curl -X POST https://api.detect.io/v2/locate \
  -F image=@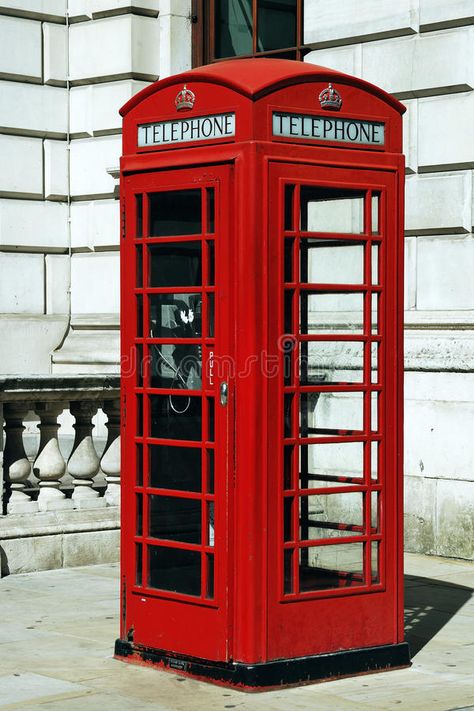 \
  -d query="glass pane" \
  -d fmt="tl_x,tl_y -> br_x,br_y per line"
206,554 -> 214,598
207,398 -> 215,441
136,344 -> 143,387
150,394 -> 201,441
284,445 -> 293,489
300,391 -> 364,438
150,343 -> 201,389
284,239 -> 294,282
284,393 -> 294,438
149,445 -> 201,492
207,501 -> 215,546
136,294 -> 143,338
284,497 -> 293,541
148,545 -> 201,596
257,0 -> 297,51
300,442 -> 364,484
207,189 -> 215,233
372,293 -> 379,333
371,342 -> 378,384
371,541 -> 380,582
371,441 -> 379,481
149,242 -> 201,287
136,247 -> 142,287
136,194 -> 143,237
300,239 -> 364,284
371,244 -> 379,285
371,392 -> 379,432
300,187 -> 365,234
215,0 -> 253,59
207,241 -> 215,285
371,491 -> 379,531
135,543 -> 142,586
299,492 -> 364,541
300,291 -> 364,335
207,293 -> 215,337
207,449 -> 215,493
300,341 -> 364,385
284,549 -> 293,594
136,493 -> 143,536
371,193 -> 380,234
149,494 -> 201,544
284,184 -> 295,231
136,394 -> 143,437
149,293 -> 202,338
284,290 -> 294,333
282,336 -> 294,386
149,190 -> 201,237
299,543 -> 364,591
136,443 -> 143,486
